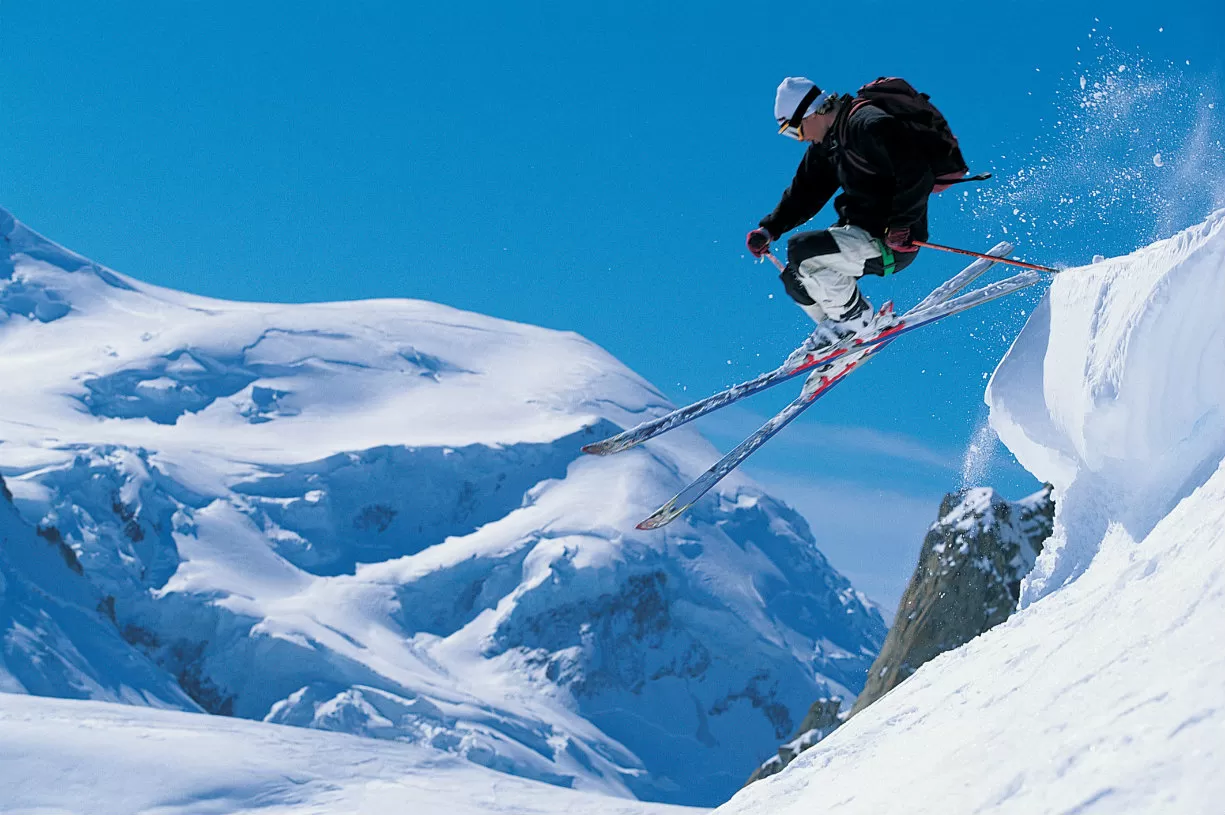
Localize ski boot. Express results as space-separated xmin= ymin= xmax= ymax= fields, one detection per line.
xmin=785 ymin=297 xmax=898 ymax=368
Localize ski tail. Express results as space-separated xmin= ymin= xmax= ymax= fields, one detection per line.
xmin=913 ymin=240 xmax=1013 ymax=310
xmin=584 ymin=241 xmax=1014 ymax=458
xmin=819 ymin=270 xmax=1041 ymax=363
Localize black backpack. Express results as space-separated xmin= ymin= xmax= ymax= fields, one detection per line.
xmin=843 ymin=77 xmax=970 ymax=183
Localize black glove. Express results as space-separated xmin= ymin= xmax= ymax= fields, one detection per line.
xmin=746 ymin=227 xmax=773 ymax=258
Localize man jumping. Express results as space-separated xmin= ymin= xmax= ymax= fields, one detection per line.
xmin=746 ymin=76 xmax=970 ymax=346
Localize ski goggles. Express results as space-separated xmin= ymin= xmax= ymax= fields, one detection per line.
xmin=777 ymin=87 xmax=835 ymax=140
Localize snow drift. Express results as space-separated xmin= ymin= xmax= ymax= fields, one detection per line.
xmin=0 ymin=207 xmax=885 ymax=807
xmin=714 ymin=210 xmax=1225 ymax=814
xmin=0 ymin=693 xmax=698 ymax=815
xmin=989 ymin=210 xmax=1225 ymax=604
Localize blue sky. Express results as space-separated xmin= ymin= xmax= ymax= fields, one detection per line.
xmin=3 ymin=0 xmax=1222 ymax=608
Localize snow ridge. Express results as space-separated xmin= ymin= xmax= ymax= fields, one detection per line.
xmin=988 ymin=208 xmax=1225 ymax=603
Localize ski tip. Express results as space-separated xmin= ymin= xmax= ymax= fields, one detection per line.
xmin=635 ymin=517 xmax=670 ymax=531
xmin=582 ymin=437 xmax=630 ymax=456
xmin=636 ymin=501 xmax=687 ymax=530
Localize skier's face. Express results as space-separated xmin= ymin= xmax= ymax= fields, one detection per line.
xmin=799 ymin=111 xmax=834 ymax=144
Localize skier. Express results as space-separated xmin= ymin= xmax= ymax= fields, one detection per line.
xmin=746 ymin=76 xmax=971 ymax=345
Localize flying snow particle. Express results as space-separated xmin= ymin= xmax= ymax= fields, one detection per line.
xmin=1118 ymin=65 xmax=1127 ymax=72
xmin=959 ymin=420 xmax=999 ymax=491
xmin=1153 ymin=153 xmax=1164 ymax=167
xmin=1080 ymin=76 xmax=1087 ymax=89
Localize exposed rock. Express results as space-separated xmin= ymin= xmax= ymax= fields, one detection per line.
xmin=744 ymin=485 xmax=1054 ymax=785
xmin=745 ymin=697 xmax=843 ymax=784
xmin=852 ymin=485 xmax=1054 ymax=715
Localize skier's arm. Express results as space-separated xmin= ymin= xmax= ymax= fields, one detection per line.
xmin=862 ymin=116 xmax=934 ymax=230
xmin=758 ymin=146 xmax=840 ymax=239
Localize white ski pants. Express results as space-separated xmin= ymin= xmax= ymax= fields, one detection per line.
xmin=788 ymin=225 xmax=880 ymax=323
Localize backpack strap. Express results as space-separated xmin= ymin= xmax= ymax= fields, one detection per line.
xmin=834 ymin=98 xmax=882 ymax=176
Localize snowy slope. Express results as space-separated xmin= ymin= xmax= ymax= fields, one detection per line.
xmin=0 ymin=693 xmax=700 ymax=815
xmin=713 ymin=210 xmax=1225 ymax=814
xmin=0 ymin=208 xmax=885 ymax=807
xmin=0 ymin=479 xmax=193 ymax=707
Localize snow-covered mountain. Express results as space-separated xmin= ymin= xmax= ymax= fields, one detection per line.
xmin=0 ymin=207 xmax=885 ymax=807
xmin=715 ymin=210 xmax=1225 ymax=813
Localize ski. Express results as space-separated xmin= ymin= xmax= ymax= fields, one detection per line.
xmin=636 ymin=353 xmax=865 ymax=530
xmin=635 ymin=267 xmax=1043 ymax=530
xmin=795 ymin=268 xmax=1043 ymax=368
xmin=584 ymin=241 xmax=1015 ymax=457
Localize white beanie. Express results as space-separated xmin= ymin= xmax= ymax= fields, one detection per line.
xmin=774 ymin=77 xmax=833 ymax=123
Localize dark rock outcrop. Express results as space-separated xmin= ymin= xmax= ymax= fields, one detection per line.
xmin=745 ymin=697 xmax=843 ymax=784
xmin=745 ymin=485 xmax=1054 ymax=784
xmin=852 ymin=485 xmax=1054 ymax=715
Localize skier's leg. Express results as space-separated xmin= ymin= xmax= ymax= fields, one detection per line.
xmin=777 ymin=264 xmax=830 ymax=324
xmin=791 ymin=225 xmax=878 ymax=321
xmin=780 ymin=226 xmax=918 ymax=324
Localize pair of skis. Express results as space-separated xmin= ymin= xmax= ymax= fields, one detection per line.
xmin=583 ymin=241 xmax=1041 ymax=530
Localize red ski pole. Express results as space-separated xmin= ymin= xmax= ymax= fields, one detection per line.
xmin=766 ymin=244 xmax=1057 ymax=274
xmin=911 ymin=240 xmax=1059 ymax=274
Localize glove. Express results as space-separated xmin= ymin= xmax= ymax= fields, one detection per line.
xmin=746 ymin=227 xmax=773 ymax=258
xmin=885 ymin=227 xmax=918 ymax=253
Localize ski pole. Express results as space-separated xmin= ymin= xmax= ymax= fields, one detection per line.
xmin=764 ymin=251 xmax=786 ymax=272
xmin=911 ymin=240 xmax=1059 ymax=274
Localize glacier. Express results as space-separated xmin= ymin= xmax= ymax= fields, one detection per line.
xmin=714 ymin=210 xmax=1225 ymax=813
xmin=0 ymin=207 xmax=886 ymax=807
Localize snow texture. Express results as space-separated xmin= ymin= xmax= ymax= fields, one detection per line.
xmin=713 ymin=210 xmax=1225 ymax=814
xmin=0 ymin=693 xmax=701 ymax=815
xmin=0 ymin=480 xmax=193 ymax=708
xmin=0 ymin=208 xmax=884 ymax=807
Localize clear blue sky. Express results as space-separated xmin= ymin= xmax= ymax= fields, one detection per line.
xmin=3 ymin=0 xmax=1222 ymax=607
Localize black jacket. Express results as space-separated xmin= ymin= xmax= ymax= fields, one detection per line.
xmin=759 ymin=96 xmax=935 ymax=242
